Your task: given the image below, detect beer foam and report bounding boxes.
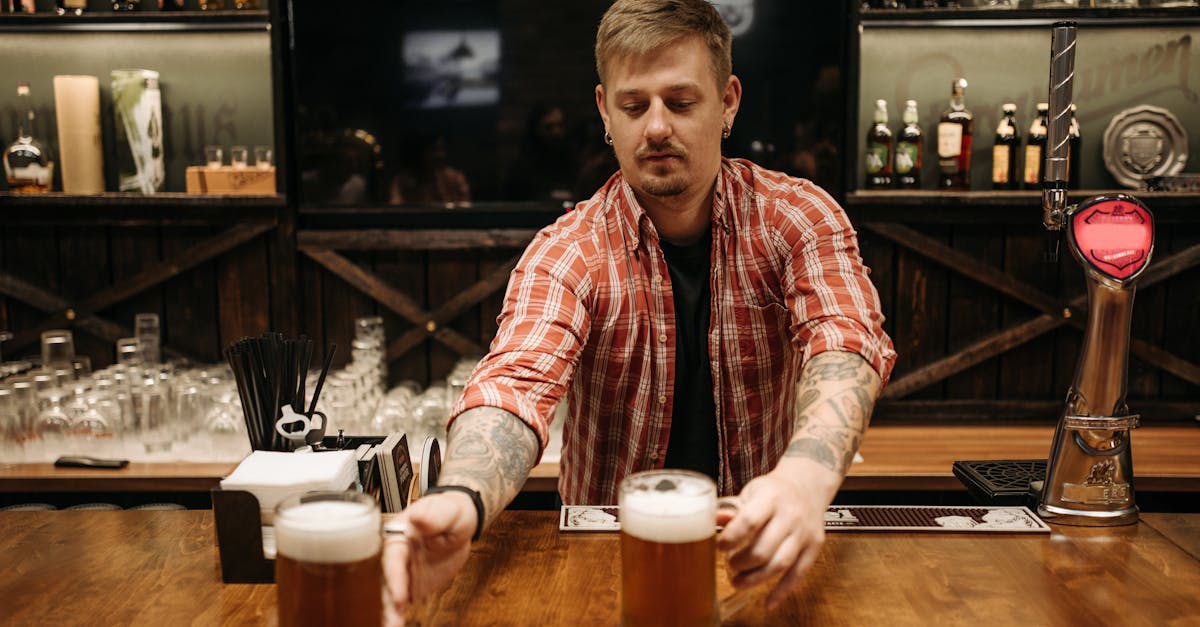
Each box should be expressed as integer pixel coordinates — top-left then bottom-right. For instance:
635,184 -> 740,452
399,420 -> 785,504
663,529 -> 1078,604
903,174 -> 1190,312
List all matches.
621,487 -> 715,544
275,500 -> 382,563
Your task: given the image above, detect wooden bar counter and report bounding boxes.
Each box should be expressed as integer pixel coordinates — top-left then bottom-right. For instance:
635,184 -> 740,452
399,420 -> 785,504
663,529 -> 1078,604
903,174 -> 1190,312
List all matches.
1,509 -> 1198,626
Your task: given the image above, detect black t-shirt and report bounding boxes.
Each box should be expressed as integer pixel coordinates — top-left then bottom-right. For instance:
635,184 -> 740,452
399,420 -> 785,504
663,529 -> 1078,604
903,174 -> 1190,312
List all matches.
659,230 -> 718,482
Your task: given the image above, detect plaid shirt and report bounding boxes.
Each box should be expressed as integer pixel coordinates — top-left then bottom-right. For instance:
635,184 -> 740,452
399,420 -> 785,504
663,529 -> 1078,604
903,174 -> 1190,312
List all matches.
450,159 -> 895,505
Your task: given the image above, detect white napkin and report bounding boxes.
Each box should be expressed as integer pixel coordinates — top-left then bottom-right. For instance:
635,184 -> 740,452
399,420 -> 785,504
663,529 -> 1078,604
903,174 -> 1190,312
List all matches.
219,450 -> 359,515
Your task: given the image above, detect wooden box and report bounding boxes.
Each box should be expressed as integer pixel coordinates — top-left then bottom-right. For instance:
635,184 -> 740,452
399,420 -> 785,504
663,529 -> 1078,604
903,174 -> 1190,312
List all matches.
185,166 -> 276,194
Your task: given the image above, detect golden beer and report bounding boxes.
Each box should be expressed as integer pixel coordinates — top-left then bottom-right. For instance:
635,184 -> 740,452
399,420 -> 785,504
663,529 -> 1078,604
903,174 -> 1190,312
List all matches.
274,492 -> 382,627
619,470 -> 719,627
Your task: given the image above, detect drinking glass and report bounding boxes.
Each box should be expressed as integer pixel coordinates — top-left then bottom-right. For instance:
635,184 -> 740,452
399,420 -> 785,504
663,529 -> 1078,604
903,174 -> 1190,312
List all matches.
135,313 -> 161,365
618,469 -> 751,627
254,145 -> 273,170
230,145 -> 249,170
275,491 -> 382,627
117,337 -> 141,366
41,329 -> 76,368
204,145 -> 224,169
131,371 -> 172,454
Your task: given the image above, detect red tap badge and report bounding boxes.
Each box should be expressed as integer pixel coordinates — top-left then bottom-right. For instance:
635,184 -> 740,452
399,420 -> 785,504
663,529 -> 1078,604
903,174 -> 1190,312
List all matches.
1069,197 -> 1153,281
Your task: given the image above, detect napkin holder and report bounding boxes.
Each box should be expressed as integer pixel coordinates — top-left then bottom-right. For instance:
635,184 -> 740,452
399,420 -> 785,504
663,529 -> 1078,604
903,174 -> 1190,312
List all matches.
211,487 -> 275,583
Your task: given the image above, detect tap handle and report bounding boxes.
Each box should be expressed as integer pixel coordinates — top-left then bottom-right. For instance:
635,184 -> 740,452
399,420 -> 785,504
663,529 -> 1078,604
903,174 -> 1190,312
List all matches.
1043,22 -> 1076,232
1045,22 -> 1076,189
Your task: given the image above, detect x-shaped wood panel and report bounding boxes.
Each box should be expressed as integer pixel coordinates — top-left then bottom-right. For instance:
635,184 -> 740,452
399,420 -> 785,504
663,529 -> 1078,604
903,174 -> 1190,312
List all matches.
865,222 -> 1200,399
297,228 -> 536,364
0,222 -> 273,361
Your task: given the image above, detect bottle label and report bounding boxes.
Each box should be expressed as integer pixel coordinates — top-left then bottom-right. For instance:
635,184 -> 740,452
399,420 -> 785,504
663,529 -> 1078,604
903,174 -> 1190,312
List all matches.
895,142 -> 918,174
992,145 -> 1010,183
1024,145 -> 1042,185
865,143 -> 889,174
937,122 -> 962,158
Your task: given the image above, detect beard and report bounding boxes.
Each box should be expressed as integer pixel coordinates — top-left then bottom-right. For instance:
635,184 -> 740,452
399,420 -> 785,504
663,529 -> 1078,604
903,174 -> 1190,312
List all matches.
635,140 -> 689,197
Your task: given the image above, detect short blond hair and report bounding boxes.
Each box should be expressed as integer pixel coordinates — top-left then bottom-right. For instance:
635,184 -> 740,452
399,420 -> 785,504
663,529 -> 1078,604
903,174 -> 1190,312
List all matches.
595,0 -> 732,89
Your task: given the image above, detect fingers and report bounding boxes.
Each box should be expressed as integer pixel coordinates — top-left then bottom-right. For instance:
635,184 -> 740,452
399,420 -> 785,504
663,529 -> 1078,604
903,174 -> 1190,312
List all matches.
726,516 -> 799,587
765,540 -> 822,610
407,491 -> 476,550
383,525 -> 413,612
717,493 -> 771,554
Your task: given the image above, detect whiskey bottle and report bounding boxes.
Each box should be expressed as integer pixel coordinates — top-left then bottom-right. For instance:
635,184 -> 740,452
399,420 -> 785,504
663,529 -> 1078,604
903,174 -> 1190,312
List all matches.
895,99 -> 922,189
992,103 -> 1020,190
864,99 -> 893,189
3,82 -> 55,193
1023,102 -> 1048,190
937,78 -> 972,190
1068,104 -> 1081,189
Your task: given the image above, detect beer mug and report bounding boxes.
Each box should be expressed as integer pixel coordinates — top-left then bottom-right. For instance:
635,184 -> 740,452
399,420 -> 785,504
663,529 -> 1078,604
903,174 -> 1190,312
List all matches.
275,491 -> 382,627
618,469 -> 752,627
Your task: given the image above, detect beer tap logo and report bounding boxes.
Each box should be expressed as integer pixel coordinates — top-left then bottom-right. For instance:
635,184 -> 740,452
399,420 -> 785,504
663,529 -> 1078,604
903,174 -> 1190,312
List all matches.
1071,199 -> 1153,280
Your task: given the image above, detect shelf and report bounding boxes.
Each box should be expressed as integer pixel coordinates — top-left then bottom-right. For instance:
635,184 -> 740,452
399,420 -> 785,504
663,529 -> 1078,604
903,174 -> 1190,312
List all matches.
299,201 -> 568,231
859,7 -> 1200,26
843,190 -> 1200,223
0,10 -> 269,31
0,192 -> 284,226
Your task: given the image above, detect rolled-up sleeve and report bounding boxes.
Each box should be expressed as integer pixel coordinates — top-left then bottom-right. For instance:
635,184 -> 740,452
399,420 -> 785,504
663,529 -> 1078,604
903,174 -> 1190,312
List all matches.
447,226 -> 592,460
778,182 -> 896,385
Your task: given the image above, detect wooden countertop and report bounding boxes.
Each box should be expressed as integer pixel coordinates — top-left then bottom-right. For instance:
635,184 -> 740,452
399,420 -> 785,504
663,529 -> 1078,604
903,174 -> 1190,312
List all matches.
2,424 -> 1197,495
0,509 -> 1197,626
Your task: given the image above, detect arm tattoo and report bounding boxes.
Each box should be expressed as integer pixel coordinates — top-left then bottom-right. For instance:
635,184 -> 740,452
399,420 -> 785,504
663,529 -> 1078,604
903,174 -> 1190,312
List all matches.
439,406 -> 539,528
784,352 -> 880,475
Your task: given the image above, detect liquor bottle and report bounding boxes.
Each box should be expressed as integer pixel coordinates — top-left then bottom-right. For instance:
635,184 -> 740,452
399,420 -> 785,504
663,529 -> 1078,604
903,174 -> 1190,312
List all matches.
1023,102 -> 1048,190
3,82 -> 55,193
895,99 -> 922,189
937,78 -> 972,190
864,99 -> 893,189
56,0 -> 86,15
112,0 -> 139,10
6,0 -> 36,12
159,0 -> 185,8
992,103 -> 1020,190
1068,104 -> 1081,189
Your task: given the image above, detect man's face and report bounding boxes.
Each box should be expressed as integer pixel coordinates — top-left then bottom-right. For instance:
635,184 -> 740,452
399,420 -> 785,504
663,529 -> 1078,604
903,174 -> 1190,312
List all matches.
596,37 -> 740,202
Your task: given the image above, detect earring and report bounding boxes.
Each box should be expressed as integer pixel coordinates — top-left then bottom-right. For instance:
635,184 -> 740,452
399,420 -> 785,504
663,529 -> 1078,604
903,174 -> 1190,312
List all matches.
721,121 -> 731,139
604,130 -> 613,146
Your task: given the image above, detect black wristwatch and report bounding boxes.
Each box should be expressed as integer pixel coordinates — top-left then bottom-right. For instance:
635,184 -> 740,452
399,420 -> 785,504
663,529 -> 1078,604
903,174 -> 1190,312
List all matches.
425,485 -> 485,541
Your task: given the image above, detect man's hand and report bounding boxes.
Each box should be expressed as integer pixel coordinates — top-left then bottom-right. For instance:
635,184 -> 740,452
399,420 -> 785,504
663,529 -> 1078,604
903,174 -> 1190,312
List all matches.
715,464 -> 833,609
383,491 -> 477,627
717,351 -> 883,609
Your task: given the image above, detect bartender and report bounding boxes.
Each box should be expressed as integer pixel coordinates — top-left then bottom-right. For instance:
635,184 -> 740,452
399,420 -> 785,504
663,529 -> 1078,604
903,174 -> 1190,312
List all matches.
384,0 -> 896,620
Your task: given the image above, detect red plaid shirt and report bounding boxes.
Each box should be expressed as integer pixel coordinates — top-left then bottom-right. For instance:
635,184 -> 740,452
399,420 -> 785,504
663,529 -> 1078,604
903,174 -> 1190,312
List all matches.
450,159 -> 895,505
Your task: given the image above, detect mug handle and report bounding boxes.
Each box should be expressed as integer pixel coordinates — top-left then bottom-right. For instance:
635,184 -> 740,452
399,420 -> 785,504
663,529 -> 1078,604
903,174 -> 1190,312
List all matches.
716,496 -> 757,622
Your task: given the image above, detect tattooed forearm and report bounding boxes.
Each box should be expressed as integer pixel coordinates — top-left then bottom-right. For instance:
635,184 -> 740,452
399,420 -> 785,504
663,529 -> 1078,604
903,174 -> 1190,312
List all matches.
783,352 -> 881,475
438,406 -> 539,528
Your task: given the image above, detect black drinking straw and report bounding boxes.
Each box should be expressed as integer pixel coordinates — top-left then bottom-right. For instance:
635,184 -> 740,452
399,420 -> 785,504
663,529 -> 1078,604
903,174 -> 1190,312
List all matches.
307,344 -> 337,416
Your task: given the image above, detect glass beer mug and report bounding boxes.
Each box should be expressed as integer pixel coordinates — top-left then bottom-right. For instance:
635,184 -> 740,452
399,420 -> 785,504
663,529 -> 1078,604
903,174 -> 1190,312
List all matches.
618,469 -> 752,627
275,491 -> 383,627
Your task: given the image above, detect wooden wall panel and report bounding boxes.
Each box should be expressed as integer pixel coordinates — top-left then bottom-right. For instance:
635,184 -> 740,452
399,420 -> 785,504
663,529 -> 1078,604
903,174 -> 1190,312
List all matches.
891,226 -> 949,399
999,227 -> 1058,399
945,226 -> 1003,399
109,226 -> 163,367
216,236 -> 271,350
318,251 -> 374,372
427,251 -> 480,384
373,250 -> 429,386
3,227 -> 58,355
1160,226 -> 1200,399
55,227 -> 111,368
162,228 -> 220,363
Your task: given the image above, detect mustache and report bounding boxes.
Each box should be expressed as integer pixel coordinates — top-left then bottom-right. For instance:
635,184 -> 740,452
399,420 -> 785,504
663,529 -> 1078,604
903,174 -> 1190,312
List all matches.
635,141 -> 686,159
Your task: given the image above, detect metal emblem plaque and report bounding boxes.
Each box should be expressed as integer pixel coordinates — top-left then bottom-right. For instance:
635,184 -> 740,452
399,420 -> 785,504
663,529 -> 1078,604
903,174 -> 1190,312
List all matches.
1103,105 -> 1188,189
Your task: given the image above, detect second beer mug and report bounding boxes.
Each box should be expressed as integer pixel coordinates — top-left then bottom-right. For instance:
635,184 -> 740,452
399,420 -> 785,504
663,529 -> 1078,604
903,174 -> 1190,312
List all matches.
618,469 -> 750,627
275,491 -> 382,627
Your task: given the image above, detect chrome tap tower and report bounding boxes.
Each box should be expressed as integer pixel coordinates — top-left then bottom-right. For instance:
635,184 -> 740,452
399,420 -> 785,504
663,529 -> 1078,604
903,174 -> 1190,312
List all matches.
1038,23 -> 1154,526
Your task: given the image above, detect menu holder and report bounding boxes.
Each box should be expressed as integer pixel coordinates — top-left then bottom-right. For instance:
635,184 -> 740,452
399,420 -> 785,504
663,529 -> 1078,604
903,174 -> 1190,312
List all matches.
210,487 -> 275,584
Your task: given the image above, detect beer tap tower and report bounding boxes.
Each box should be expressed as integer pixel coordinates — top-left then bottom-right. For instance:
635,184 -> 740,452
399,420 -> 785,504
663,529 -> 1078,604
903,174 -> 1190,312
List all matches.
1037,23 -> 1154,526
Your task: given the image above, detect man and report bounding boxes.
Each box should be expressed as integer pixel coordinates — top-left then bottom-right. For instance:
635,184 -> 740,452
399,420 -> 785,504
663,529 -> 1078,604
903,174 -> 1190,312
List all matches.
384,0 -> 895,619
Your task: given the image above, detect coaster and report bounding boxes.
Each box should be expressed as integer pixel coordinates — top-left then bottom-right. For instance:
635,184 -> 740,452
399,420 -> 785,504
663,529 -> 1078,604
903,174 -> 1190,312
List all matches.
953,459 -> 1046,506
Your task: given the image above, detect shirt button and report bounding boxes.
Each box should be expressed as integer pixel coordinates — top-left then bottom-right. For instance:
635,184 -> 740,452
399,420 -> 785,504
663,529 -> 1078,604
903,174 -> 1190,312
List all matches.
658,395 -> 667,404
658,334 -> 667,343
652,275 -> 662,284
